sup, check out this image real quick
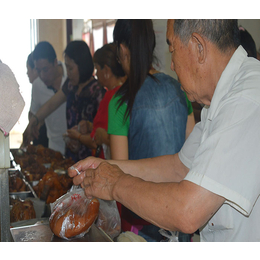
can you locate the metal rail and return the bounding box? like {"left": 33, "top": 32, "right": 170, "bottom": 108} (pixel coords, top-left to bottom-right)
{"left": 0, "top": 132, "right": 11, "bottom": 241}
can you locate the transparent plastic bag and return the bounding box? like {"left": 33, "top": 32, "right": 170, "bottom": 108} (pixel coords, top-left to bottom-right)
{"left": 63, "top": 121, "right": 92, "bottom": 153}
{"left": 117, "top": 231, "right": 147, "bottom": 242}
{"left": 159, "top": 229, "right": 179, "bottom": 242}
{"left": 96, "top": 199, "right": 121, "bottom": 240}
{"left": 49, "top": 188, "right": 99, "bottom": 240}
{"left": 63, "top": 126, "right": 81, "bottom": 153}
{"left": 49, "top": 186, "right": 121, "bottom": 240}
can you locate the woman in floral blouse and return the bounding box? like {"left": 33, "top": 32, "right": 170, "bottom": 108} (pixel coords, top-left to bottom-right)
{"left": 24, "top": 40, "right": 105, "bottom": 162}
{"left": 62, "top": 41, "right": 105, "bottom": 162}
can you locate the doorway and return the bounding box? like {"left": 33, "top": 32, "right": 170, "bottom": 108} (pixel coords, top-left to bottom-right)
{"left": 0, "top": 19, "right": 37, "bottom": 148}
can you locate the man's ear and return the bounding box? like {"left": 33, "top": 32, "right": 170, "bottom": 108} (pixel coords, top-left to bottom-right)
{"left": 191, "top": 33, "right": 207, "bottom": 64}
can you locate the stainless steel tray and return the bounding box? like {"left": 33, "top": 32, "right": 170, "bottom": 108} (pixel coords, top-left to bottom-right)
{"left": 10, "top": 219, "right": 53, "bottom": 242}
{"left": 9, "top": 168, "right": 37, "bottom": 198}
{"left": 10, "top": 218, "right": 113, "bottom": 242}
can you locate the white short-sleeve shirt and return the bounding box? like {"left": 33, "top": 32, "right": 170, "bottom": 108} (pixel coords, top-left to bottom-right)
{"left": 30, "top": 61, "right": 67, "bottom": 154}
{"left": 179, "top": 46, "right": 260, "bottom": 241}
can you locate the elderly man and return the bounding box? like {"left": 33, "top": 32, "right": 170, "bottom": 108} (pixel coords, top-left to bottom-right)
{"left": 68, "top": 20, "right": 260, "bottom": 242}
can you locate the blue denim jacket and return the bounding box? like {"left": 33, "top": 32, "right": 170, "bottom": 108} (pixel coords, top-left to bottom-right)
{"left": 122, "top": 73, "right": 189, "bottom": 241}
{"left": 128, "top": 73, "right": 188, "bottom": 160}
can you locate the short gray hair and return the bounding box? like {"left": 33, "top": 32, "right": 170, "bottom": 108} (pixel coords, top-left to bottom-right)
{"left": 174, "top": 19, "right": 240, "bottom": 53}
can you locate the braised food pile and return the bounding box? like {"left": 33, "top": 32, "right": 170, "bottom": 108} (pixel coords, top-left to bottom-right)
{"left": 9, "top": 172, "right": 27, "bottom": 192}
{"left": 13, "top": 144, "right": 75, "bottom": 182}
{"left": 11, "top": 145, "right": 74, "bottom": 203}
{"left": 10, "top": 199, "right": 36, "bottom": 223}
{"left": 34, "top": 170, "right": 73, "bottom": 204}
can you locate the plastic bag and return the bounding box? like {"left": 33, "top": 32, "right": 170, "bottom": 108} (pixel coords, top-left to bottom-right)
{"left": 96, "top": 199, "right": 121, "bottom": 240}
{"left": 159, "top": 229, "right": 179, "bottom": 242}
{"left": 63, "top": 127, "right": 81, "bottom": 153}
{"left": 63, "top": 121, "right": 92, "bottom": 153}
{"left": 49, "top": 188, "right": 100, "bottom": 240}
{"left": 49, "top": 186, "right": 121, "bottom": 240}
{"left": 117, "top": 231, "right": 147, "bottom": 242}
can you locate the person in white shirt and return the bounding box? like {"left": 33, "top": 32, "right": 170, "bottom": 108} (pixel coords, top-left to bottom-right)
{"left": 68, "top": 19, "right": 260, "bottom": 242}
{"left": 23, "top": 41, "right": 67, "bottom": 154}
{"left": 26, "top": 52, "right": 48, "bottom": 148}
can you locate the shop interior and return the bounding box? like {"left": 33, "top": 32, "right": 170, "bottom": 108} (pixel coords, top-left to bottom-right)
{"left": 7, "top": 19, "right": 260, "bottom": 149}
{"left": 1, "top": 19, "right": 260, "bottom": 245}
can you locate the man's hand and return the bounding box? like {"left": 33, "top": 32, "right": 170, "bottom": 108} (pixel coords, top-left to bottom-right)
{"left": 31, "top": 123, "right": 40, "bottom": 139}
{"left": 81, "top": 161, "right": 125, "bottom": 200}
{"left": 68, "top": 159, "right": 123, "bottom": 200}
{"left": 68, "top": 156, "right": 105, "bottom": 185}
{"left": 22, "top": 117, "right": 38, "bottom": 147}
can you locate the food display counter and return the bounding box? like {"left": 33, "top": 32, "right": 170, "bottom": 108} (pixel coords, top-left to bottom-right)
{"left": 10, "top": 218, "right": 113, "bottom": 242}
{"left": 3, "top": 145, "right": 116, "bottom": 242}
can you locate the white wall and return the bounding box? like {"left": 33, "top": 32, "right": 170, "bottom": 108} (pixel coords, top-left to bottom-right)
{"left": 72, "top": 19, "right": 84, "bottom": 40}
{"left": 153, "top": 19, "right": 176, "bottom": 79}
{"left": 38, "top": 19, "right": 67, "bottom": 62}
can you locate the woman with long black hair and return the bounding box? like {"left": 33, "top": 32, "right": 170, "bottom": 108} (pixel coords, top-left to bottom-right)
{"left": 108, "top": 19, "right": 192, "bottom": 241}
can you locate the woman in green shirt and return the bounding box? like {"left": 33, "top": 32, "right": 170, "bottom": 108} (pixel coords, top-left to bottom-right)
{"left": 108, "top": 92, "right": 194, "bottom": 160}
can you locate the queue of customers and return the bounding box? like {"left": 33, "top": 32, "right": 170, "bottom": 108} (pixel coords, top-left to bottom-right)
{"left": 23, "top": 19, "right": 260, "bottom": 242}
{"left": 23, "top": 19, "right": 194, "bottom": 242}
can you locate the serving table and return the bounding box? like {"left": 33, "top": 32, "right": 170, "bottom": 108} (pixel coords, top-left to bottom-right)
{"left": 2, "top": 142, "right": 113, "bottom": 242}
{"left": 10, "top": 218, "right": 113, "bottom": 242}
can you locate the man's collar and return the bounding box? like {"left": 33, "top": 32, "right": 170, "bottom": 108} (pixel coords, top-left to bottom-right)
{"left": 206, "top": 46, "right": 247, "bottom": 120}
